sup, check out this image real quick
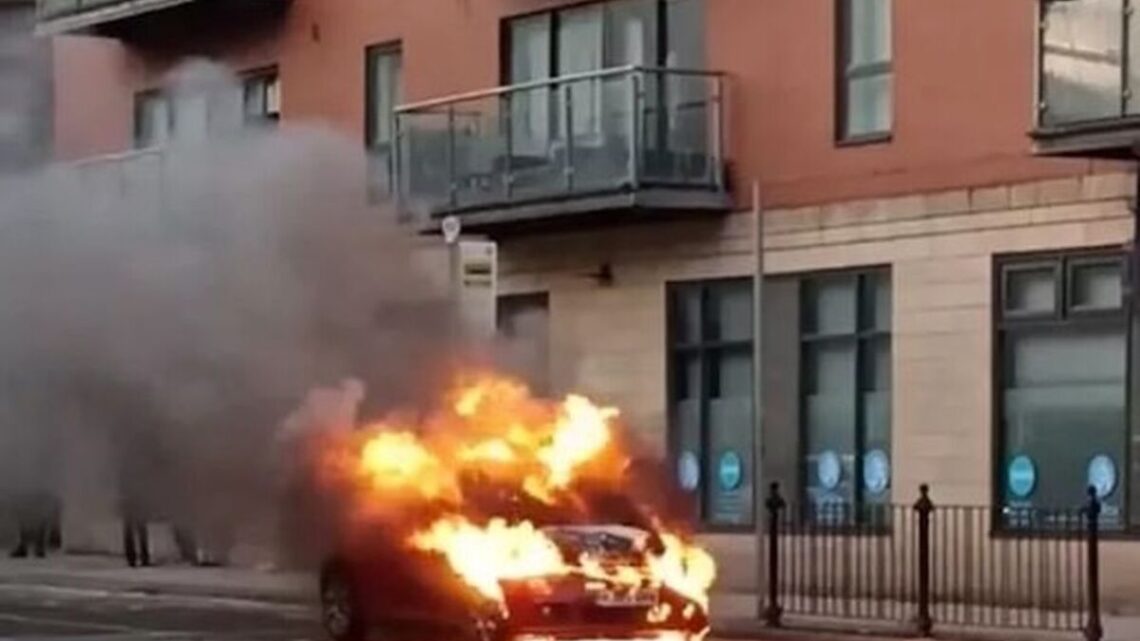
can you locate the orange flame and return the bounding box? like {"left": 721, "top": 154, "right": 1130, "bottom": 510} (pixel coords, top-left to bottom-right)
{"left": 318, "top": 372, "right": 716, "bottom": 614}
{"left": 409, "top": 516, "right": 567, "bottom": 602}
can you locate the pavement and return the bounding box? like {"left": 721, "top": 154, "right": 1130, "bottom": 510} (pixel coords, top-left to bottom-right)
{"left": 0, "top": 555, "right": 1137, "bottom": 641}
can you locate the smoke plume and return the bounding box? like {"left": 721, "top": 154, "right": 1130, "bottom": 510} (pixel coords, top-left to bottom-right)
{"left": 0, "top": 61, "right": 483, "bottom": 565}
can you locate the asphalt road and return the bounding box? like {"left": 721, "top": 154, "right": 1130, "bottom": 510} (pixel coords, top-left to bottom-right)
{"left": 0, "top": 583, "right": 322, "bottom": 641}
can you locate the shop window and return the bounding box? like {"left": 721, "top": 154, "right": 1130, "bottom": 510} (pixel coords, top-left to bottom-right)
{"left": 801, "top": 270, "right": 892, "bottom": 523}
{"left": 997, "top": 253, "right": 1127, "bottom": 529}
{"left": 668, "top": 278, "right": 754, "bottom": 528}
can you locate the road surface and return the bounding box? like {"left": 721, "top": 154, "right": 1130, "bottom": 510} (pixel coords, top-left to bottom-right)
{"left": 0, "top": 582, "right": 321, "bottom": 640}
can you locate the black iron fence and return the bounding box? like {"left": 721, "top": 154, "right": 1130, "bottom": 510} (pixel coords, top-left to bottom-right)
{"left": 763, "top": 484, "right": 1102, "bottom": 640}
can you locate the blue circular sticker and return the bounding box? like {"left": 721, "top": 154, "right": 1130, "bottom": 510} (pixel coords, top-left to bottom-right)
{"left": 1007, "top": 455, "right": 1037, "bottom": 499}
{"left": 1088, "top": 455, "right": 1117, "bottom": 499}
{"left": 863, "top": 450, "right": 890, "bottom": 495}
{"left": 677, "top": 451, "right": 700, "bottom": 492}
{"left": 817, "top": 450, "right": 842, "bottom": 491}
{"left": 718, "top": 451, "right": 743, "bottom": 491}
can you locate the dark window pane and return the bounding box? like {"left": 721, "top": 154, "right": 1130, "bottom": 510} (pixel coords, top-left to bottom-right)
{"left": 509, "top": 16, "right": 552, "bottom": 156}
{"left": 666, "top": 0, "right": 705, "bottom": 68}
{"left": 1002, "top": 326, "right": 1126, "bottom": 523}
{"left": 710, "top": 347, "right": 751, "bottom": 399}
{"left": 803, "top": 341, "right": 857, "bottom": 509}
{"left": 804, "top": 276, "right": 857, "bottom": 336}
{"left": 1070, "top": 260, "right": 1123, "bottom": 311}
{"left": 673, "top": 352, "right": 701, "bottom": 401}
{"left": 707, "top": 392, "right": 754, "bottom": 525}
{"left": 860, "top": 270, "right": 891, "bottom": 331}
{"left": 606, "top": 0, "right": 657, "bottom": 67}
{"left": 860, "top": 336, "right": 891, "bottom": 392}
{"left": 710, "top": 281, "right": 752, "bottom": 342}
{"left": 242, "top": 73, "right": 280, "bottom": 124}
{"left": 1005, "top": 265, "right": 1057, "bottom": 316}
{"left": 135, "top": 93, "right": 170, "bottom": 148}
{"left": 672, "top": 286, "right": 702, "bottom": 345}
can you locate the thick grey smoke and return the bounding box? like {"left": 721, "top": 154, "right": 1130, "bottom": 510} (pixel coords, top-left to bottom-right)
{"left": 0, "top": 61, "right": 485, "bottom": 564}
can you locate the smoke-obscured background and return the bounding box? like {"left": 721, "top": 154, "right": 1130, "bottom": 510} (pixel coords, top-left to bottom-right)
{"left": 0, "top": 59, "right": 534, "bottom": 567}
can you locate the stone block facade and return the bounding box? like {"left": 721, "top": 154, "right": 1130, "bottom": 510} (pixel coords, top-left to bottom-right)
{"left": 499, "top": 171, "right": 1138, "bottom": 609}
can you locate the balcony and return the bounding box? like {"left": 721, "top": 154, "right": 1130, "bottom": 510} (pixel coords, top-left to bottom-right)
{"left": 35, "top": 0, "right": 287, "bottom": 37}
{"left": 394, "top": 66, "right": 731, "bottom": 234}
{"left": 1034, "top": 0, "right": 1140, "bottom": 157}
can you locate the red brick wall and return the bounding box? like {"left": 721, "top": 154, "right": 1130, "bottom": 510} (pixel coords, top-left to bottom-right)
{"left": 51, "top": 0, "right": 1109, "bottom": 204}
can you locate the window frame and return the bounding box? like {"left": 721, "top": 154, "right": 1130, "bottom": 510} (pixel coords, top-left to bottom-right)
{"left": 797, "top": 268, "right": 892, "bottom": 525}
{"left": 133, "top": 89, "right": 173, "bottom": 149}
{"left": 835, "top": 0, "right": 894, "bottom": 145}
{"left": 364, "top": 41, "right": 404, "bottom": 200}
{"left": 666, "top": 277, "right": 755, "bottom": 532}
{"left": 241, "top": 66, "right": 281, "bottom": 126}
{"left": 993, "top": 249, "right": 1132, "bottom": 533}
{"left": 500, "top": 0, "right": 673, "bottom": 85}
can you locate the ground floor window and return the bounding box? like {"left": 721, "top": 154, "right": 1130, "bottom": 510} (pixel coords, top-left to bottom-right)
{"left": 497, "top": 293, "right": 551, "bottom": 395}
{"left": 667, "top": 278, "right": 754, "bottom": 528}
{"left": 997, "top": 252, "right": 1128, "bottom": 529}
{"left": 800, "top": 269, "right": 892, "bottom": 522}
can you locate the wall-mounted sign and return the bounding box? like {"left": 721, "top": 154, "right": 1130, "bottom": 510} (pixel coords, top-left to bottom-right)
{"left": 1088, "top": 455, "right": 1117, "bottom": 500}
{"left": 678, "top": 451, "right": 700, "bottom": 492}
{"left": 817, "top": 450, "right": 842, "bottom": 491}
{"left": 864, "top": 449, "right": 890, "bottom": 495}
{"left": 718, "top": 451, "right": 743, "bottom": 491}
{"left": 1007, "top": 455, "right": 1037, "bottom": 499}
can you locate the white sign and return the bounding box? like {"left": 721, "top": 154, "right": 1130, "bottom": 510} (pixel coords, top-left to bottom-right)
{"left": 455, "top": 240, "right": 497, "bottom": 338}
{"left": 678, "top": 451, "right": 700, "bottom": 491}
{"left": 441, "top": 215, "right": 462, "bottom": 244}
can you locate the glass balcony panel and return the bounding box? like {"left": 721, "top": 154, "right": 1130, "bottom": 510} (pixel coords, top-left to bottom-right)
{"left": 641, "top": 71, "right": 715, "bottom": 185}
{"left": 396, "top": 67, "right": 724, "bottom": 218}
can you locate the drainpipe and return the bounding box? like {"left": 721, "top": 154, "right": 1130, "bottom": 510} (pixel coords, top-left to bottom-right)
{"left": 751, "top": 180, "right": 766, "bottom": 619}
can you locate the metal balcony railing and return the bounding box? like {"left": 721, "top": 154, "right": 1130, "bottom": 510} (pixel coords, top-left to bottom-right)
{"left": 1037, "top": 0, "right": 1140, "bottom": 128}
{"left": 37, "top": 0, "right": 182, "bottom": 22}
{"left": 394, "top": 65, "right": 727, "bottom": 219}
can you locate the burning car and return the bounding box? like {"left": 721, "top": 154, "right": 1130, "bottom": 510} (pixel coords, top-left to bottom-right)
{"left": 319, "top": 522, "right": 710, "bottom": 641}
{"left": 305, "top": 375, "right": 715, "bottom": 641}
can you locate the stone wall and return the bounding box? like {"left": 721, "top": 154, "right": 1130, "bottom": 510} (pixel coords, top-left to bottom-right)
{"left": 498, "top": 171, "right": 1137, "bottom": 613}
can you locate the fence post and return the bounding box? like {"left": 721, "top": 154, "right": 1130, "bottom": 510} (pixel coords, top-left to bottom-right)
{"left": 763, "top": 482, "right": 785, "bottom": 627}
{"left": 914, "top": 484, "right": 934, "bottom": 637}
{"left": 1084, "top": 486, "right": 1103, "bottom": 641}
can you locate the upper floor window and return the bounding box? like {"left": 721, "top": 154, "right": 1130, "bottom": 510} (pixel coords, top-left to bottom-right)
{"left": 837, "top": 0, "right": 892, "bottom": 142}
{"left": 365, "top": 43, "right": 403, "bottom": 198}
{"left": 242, "top": 69, "right": 280, "bottom": 126}
{"left": 133, "top": 66, "right": 280, "bottom": 149}
{"left": 134, "top": 90, "right": 172, "bottom": 149}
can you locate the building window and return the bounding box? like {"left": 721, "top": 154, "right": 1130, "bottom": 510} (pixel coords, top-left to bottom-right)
{"left": 801, "top": 270, "right": 891, "bottom": 521}
{"left": 504, "top": 0, "right": 706, "bottom": 166}
{"left": 497, "top": 293, "right": 551, "bottom": 396}
{"left": 837, "top": 0, "right": 892, "bottom": 141}
{"left": 134, "top": 90, "right": 172, "bottom": 149}
{"left": 366, "top": 43, "right": 403, "bottom": 199}
{"left": 668, "top": 278, "right": 754, "bottom": 528}
{"left": 997, "top": 253, "right": 1127, "bottom": 529}
{"left": 242, "top": 69, "right": 280, "bottom": 126}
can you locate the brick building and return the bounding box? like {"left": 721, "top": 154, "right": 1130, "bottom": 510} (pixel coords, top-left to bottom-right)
{"left": 35, "top": 0, "right": 1140, "bottom": 611}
